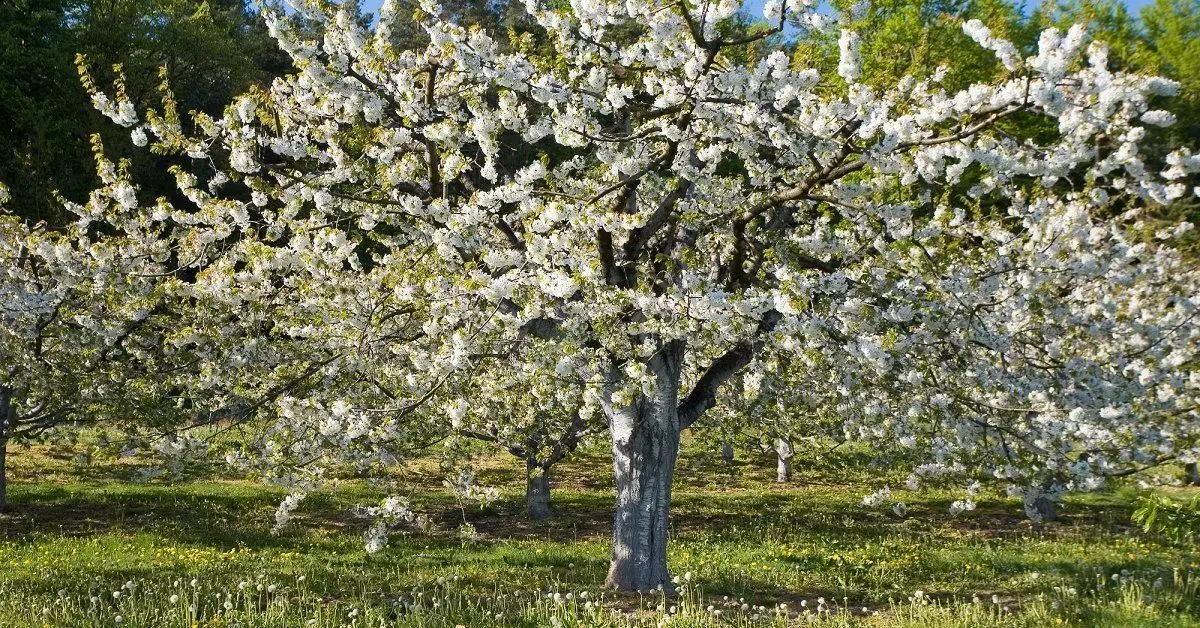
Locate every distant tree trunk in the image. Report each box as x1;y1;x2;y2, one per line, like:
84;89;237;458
775;437;793;483
0;386;11;514
1027;482;1058;522
1031;496;1057;522
525;460;554;520
604;351;681;592
721;440;734;466
0;427;6;514
1186;462;1200;487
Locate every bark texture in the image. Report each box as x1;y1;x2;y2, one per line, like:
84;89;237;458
525;462;554;520
600;317;773;590
775;438;793;483
604;349;681;591
1030;495;1058;522
0;386;10;514
1186;462;1200;487
721;441;735;466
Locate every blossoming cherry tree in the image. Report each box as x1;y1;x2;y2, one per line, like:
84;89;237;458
79;0;1200;591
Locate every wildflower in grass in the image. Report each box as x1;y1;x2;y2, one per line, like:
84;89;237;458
950;499;977;515
862;487;892;508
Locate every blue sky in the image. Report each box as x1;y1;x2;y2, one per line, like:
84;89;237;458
359;0;1158;20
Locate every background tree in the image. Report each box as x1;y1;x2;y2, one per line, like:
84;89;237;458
0;0;93;224
0;0;286;225
453;353;604;520
0;159;207;512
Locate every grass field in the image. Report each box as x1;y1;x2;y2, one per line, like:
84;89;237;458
0;439;1197;627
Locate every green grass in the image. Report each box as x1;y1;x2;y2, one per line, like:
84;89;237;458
0;441;1197;626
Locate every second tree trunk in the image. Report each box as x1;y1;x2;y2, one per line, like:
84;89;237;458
775;438;793;483
0;386;11;514
525;462;554;520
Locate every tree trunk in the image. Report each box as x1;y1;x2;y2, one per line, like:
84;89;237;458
1186;462;1200;487
721;440;734;466
1025;483;1059;522
0;386;10;514
775;438;793;483
525;461;554;520
604;350;682;591
0;426;6;514
1031;496;1057;522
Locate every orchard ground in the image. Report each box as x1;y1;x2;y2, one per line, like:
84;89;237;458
0;438;1197;627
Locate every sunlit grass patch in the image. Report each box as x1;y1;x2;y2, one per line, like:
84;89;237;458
1;443;1198;626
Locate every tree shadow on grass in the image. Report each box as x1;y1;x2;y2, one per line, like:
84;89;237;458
2;480;1137;540
0;477;1172;609
0;482;371;551
419;486;1141;551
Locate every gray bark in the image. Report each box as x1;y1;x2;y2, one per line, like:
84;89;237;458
600;320;770;590
604;349;681;591
721;441;734;466
0;386;10;513
1029;491;1058;522
1031;497;1057;522
1186;462;1200;487
775;438;793;483
525;461;554;520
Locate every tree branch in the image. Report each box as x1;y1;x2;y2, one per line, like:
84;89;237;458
677;310;782;429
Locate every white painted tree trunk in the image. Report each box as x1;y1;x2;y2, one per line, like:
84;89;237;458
721;441;734;466
775;438;793;483
0;386;10;513
525;461;554;520
604;351;681;591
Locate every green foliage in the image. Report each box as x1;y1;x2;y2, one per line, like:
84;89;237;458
1133;492;1200;546
0;0;93;224
857;0;1025;92
0;0;286;225
1141;0;1200;139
